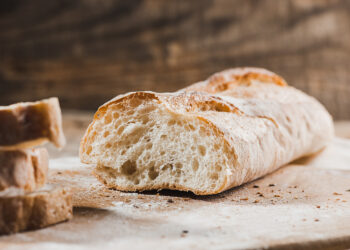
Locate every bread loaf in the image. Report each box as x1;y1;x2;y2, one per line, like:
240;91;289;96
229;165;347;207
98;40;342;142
0;97;65;150
80;67;333;195
0;185;73;235
0;148;48;192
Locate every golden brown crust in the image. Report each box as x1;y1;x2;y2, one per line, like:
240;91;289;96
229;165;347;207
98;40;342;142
181;67;287;93
0;97;66;150
0;148;49;192
0;185;73;235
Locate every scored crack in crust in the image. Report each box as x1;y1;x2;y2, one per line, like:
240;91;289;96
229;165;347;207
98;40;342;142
80;67;334;195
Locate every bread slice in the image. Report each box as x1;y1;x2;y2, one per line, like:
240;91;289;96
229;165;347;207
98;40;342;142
0;148;48;192
0;185;73;235
0;97;65;150
80;68;334;195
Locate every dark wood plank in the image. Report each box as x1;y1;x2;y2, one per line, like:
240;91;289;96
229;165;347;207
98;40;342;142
1;0;350;119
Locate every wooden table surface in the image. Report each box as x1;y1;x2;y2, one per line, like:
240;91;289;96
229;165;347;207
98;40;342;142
1;111;350;250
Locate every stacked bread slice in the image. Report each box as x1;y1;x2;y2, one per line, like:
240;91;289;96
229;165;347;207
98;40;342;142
0;98;73;235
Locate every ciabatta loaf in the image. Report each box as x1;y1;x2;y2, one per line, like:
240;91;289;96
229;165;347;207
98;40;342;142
0;148;48;192
0;185;72;235
80;68;333;195
0;97;65;150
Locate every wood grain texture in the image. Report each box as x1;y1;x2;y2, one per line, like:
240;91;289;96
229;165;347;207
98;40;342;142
0;0;350;119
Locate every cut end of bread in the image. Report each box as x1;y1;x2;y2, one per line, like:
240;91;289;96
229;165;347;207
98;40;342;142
80;94;232;195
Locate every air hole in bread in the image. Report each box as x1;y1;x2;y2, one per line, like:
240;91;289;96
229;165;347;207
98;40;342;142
121;160;137;175
210;173;218;180
142;117;149;124
126;110;134;116
148;166;159;180
192;159;199;171
86;146;92;155
200;105;209;112
103;131;110;138
91;131;97;140
215;164;222;171
199;127;206;136
188;124;195;130
168;120;176;126
176;121;183;126
104;114;112;124
198;145;206;156
175;163;183;169
113;112;119;119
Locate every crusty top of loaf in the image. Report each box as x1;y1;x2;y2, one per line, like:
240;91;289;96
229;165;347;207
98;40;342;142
180;67;287;93
93;67;287;117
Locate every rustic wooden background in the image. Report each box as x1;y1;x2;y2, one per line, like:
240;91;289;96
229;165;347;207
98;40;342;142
0;0;350;119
